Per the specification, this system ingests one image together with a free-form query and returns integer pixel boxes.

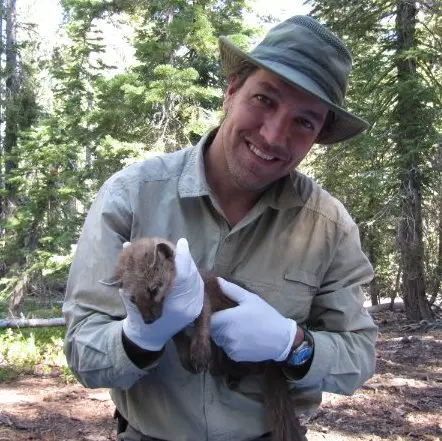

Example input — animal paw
[189,339,212,373]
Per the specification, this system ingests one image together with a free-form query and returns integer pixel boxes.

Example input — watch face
[289,342,313,366]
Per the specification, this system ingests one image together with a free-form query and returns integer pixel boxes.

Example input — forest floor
[0,307,441,441]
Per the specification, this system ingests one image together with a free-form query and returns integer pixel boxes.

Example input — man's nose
[259,112,290,148]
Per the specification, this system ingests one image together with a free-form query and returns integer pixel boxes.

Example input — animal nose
[144,310,162,324]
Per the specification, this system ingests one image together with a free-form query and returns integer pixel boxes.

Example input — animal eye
[148,286,159,296]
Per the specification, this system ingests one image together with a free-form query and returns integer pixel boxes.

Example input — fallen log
[366,302,405,313]
[0,317,66,329]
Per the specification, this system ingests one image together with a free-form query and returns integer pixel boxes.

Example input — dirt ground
[0,308,441,441]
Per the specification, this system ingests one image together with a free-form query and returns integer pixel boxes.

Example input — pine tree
[305,0,441,320]
[1,0,110,311]
[92,0,255,151]
[0,0,260,315]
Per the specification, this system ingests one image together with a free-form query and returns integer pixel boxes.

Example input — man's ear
[223,74,240,113]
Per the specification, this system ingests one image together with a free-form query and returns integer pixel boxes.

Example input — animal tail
[264,364,308,441]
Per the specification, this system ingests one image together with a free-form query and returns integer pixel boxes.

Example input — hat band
[254,47,345,105]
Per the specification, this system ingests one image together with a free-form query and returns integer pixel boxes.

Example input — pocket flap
[98,277,121,287]
[284,269,320,288]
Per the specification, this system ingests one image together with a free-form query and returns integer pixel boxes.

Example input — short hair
[228,63,258,92]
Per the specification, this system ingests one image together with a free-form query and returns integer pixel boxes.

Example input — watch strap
[285,327,314,367]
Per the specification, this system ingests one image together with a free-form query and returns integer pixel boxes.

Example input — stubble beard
[224,140,274,193]
[220,111,280,193]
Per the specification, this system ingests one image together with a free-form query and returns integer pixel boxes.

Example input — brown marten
[116,237,308,441]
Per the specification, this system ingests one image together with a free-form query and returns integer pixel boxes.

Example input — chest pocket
[231,268,320,323]
[280,268,320,322]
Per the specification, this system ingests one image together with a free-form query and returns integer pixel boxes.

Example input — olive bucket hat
[219,15,368,144]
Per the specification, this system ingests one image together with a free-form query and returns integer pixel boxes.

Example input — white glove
[210,278,297,362]
[122,238,204,351]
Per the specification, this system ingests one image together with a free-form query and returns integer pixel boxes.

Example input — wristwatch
[285,328,314,366]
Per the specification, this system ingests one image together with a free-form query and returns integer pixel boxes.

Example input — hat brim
[219,36,368,144]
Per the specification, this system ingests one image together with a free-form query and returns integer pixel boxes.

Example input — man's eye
[255,94,272,106]
[296,117,315,131]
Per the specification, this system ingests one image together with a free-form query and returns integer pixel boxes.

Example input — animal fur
[116,237,307,441]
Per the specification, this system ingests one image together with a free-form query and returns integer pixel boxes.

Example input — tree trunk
[364,229,379,306]
[395,0,432,321]
[4,0,18,207]
[390,264,401,310]
[0,317,66,328]
[369,277,380,306]
[8,272,29,316]
[428,142,441,306]
[0,0,4,223]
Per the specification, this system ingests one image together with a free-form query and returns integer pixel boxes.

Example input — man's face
[219,68,328,192]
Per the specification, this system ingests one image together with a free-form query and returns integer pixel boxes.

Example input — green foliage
[1,2,110,299]
[0,0,261,317]
[0,327,74,383]
[91,135,160,191]
[305,1,441,309]
[90,0,256,150]
[2,0,438,322]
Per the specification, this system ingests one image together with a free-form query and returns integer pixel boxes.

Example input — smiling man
[63,15,378,441]
[206,69,329,224]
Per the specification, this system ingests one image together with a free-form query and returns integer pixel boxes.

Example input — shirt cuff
[282,331,332,386]
[122,330,165,369]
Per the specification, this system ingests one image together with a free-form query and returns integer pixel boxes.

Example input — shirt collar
[178,129,310,210]
[260,174,304,210]
[178,130,216,198]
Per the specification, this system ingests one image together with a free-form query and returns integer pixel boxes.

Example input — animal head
[116,237,176,323]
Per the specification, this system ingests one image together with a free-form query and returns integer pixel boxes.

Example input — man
[63,15,378,441]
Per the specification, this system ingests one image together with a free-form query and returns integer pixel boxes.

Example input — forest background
[0,0,440,339]
[0,2,441,440]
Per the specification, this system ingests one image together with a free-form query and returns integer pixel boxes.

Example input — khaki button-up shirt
[63,131,377,441]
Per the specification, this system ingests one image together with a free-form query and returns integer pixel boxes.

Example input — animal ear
[155,243,174,261]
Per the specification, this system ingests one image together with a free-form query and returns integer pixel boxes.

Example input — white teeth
[247,143,274,161]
